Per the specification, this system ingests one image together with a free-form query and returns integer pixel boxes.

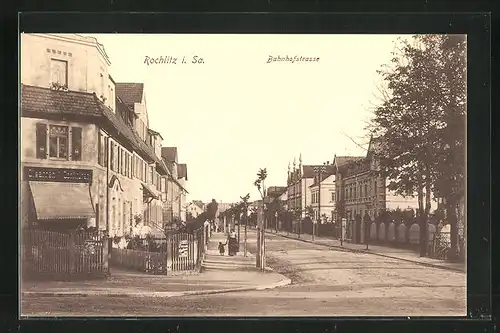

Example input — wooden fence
[22,228,108,280]
[110,226,205,275]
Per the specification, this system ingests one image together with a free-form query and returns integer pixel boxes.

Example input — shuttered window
[36,123,48,159]
[71,127,82,161]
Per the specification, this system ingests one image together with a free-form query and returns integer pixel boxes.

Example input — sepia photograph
[19,33,467,317]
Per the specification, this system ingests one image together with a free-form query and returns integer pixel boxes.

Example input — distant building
[161,147,188,223]
[186,200,204,218]
[309,170,336,223]
[334,136,434,243]
[286,154,335,219]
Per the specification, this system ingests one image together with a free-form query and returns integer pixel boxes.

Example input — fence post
[166,233,173,274]
[69,231,76,274]
[102,231,110,275]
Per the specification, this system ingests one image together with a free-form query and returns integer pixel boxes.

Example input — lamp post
[312,163,328,241]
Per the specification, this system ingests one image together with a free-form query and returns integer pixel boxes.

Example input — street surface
[22,230,466,316]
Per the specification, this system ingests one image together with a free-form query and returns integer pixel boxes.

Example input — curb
[22,277,292,298]
[265,230,465,273]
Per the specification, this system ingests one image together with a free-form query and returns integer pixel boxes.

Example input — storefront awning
[142,183,159,200]
[29,181,95,220]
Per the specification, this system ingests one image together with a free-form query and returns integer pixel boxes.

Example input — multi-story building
[20,33,169,237]
[177,163,188,221]
[309,167,336,223]
[161,147,188,223]
[334,137,422,243]
[286,155,332,219]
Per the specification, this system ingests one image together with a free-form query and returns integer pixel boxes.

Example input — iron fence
[110,226,206,275]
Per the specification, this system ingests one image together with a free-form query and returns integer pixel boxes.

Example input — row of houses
[20,33,189,237]
[267,137,427,241]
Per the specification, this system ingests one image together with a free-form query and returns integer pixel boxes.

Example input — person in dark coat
[227,230,238,256]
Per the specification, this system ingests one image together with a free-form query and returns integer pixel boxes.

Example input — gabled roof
[115,83,144,108]
[333,155,365,170]
[148,128,164,140]
[161,147,178,163]
[302,165,335,178]
[366,136,384,158]
[177,164,188,180]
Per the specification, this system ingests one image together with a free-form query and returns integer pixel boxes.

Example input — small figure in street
[227,229,238,256]
[218,241,226,256]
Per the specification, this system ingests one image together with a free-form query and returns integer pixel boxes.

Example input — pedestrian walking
[218,241,227,256]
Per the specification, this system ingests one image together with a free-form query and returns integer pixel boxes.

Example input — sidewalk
[264,228,466,273]
[22,233,290,298]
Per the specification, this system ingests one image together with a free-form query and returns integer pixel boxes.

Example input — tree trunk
[421,181,432,256]
[418,184,426,257]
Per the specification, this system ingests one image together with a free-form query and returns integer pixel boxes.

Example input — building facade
[309,173,336,223]
[20,33,169,238]
[334,137,424,243]
[161,147,188,223]
[286,155,334,220]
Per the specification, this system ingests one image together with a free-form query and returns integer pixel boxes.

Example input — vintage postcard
[20,33,467,317]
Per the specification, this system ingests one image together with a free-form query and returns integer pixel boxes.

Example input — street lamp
[312,162,328,241]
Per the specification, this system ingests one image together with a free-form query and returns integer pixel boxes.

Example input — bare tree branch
[340,130,369,152]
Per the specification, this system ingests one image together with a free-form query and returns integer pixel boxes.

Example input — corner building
[20,33,168,235]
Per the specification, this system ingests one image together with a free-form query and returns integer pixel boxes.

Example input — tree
[254,168,267,270]
[206,199,219,225]
[369,34,466,257]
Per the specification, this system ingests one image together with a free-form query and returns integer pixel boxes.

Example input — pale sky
[88,34,406,204]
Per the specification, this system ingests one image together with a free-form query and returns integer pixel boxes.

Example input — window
[110,142,115,170]
[331,192,335,202]
[49,125,68,159]
[50,59,68,86]
[364,184,368,198]
[35,124,82,161]
[132,156,135,177]
[98,133,103,165]
[374,180,377,195]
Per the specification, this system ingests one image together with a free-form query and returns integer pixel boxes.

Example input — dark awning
[29,181,95,220]
[142,183,159,200]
